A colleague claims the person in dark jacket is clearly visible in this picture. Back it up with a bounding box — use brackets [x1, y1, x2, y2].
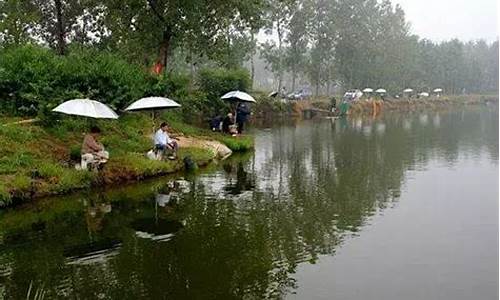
[235, 102, 250, 134]
[210, 115, 223, 131]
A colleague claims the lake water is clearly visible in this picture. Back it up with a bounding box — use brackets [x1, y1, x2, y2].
[0, 107, 498, 299]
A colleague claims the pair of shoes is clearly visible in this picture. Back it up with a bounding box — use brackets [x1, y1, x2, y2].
[167, 155, 176, 160]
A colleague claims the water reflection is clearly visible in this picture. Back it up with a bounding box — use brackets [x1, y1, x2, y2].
[0, 107, 497, 299]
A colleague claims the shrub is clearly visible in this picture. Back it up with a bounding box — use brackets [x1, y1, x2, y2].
[253, 94, 289, 116]
[0, 45, 59, 115]
[197, 67, 251, 116]
[0, 45, 151, 118]
[145, 73, 190, 99]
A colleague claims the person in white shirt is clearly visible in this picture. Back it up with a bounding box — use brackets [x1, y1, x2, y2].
[154, 122, 178, 160]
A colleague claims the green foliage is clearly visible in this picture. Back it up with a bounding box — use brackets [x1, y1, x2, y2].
[146, 73, 190, 99]
[197, 67, 251, 113]
[253, 93, 289, 115]
[0, 45, 150, 117]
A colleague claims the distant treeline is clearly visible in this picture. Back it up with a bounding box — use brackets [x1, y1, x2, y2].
[0, 0, 497, 95]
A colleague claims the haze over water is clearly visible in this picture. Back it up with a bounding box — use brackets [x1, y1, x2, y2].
[0, 106, 497, 299]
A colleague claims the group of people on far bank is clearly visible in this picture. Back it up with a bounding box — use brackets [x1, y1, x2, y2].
[210, 102, 251, 136]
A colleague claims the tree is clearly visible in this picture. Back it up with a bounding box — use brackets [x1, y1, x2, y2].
[260, 0, 297, 91]
[0, 0, 39, 45]
[102, 0, 266, 72]
[284, 1, 310, 91]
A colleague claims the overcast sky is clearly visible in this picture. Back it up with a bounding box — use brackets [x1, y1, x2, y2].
[257, 0, 498, 43]
[394, 0, 498, 42]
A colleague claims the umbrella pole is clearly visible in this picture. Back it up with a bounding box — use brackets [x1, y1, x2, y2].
[152, 110, 155, 137]
[234, 102, 238, 126]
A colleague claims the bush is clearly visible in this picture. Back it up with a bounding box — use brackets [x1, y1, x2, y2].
[0, 45, 150, 118]
[197, 67, 251, 116]
[0, 45, 59, 115]
[253, 94, 290, 116]
[0, 45, 257, 125]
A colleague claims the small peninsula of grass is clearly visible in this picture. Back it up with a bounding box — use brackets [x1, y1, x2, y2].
[0, 113, 253, 207]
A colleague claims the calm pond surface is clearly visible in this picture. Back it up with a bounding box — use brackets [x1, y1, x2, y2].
[0, 107, 498, 299]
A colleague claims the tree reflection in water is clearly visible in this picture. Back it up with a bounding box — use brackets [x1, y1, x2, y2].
[0, 107, 497, 299]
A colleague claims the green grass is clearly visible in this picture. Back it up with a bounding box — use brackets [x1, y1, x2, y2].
[0, 183, 10, 206]
[217, 135, 254, 151]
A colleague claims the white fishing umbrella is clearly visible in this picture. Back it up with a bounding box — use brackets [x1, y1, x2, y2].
[362, 88, 373, 93]
[124, 97, 181, 111]
[419, 92, 430, 97]
[375, 88, 386, 93]
[125, 97, 181, 136]
[403, 88, 413, 93]
[433, 88, 443, 93]
[221, 91, 256, 103]
[52, 99, 118, 119]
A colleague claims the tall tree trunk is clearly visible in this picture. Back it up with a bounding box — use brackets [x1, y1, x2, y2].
[159, 28, 172, 72]
[250, 32, 255, 89]
[291, 67, 296, 92]
[316, 67, 321, 96]
[55, 0, 65, 55]
[251, 56, 255, 89]
[277, 19, 283, 92]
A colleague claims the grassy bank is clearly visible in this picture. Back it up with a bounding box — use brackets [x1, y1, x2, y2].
[0, 113, 253, 207]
